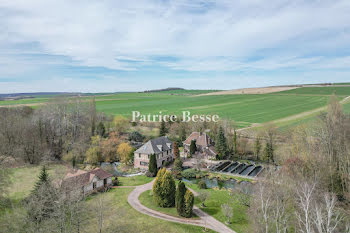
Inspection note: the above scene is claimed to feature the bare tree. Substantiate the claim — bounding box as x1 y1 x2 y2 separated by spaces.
221 203 233 225
198 191 210 207
313 193 344 233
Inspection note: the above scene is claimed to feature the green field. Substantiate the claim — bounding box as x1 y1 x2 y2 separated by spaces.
95 93 330 126
144 89 220 95
1 86 350 129
277 86 350 96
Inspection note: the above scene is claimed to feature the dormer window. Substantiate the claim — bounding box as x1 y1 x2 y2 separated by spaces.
157 145 163 151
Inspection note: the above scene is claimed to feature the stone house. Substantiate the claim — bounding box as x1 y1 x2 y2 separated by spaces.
61 168 113 196
134 136 174 170
183 132 217 159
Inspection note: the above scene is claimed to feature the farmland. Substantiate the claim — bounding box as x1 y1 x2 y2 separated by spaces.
1 86 349 128
94 93 330 127
276 86 350 96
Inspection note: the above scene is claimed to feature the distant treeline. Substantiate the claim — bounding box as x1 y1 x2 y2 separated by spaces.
143 87 185 93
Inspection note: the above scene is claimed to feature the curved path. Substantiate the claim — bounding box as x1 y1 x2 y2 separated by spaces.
127 180 236 233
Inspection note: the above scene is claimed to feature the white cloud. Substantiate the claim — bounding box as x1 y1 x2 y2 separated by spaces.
0 0 350 91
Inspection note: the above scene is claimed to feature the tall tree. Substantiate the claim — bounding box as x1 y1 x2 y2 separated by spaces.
33 166 49 194
90 97 97 136
264 142 274 163
233 129 238 155
216 126 228 159
254 136 262 161
96 122 106 137
149 153 157 176
180 124 187 142
176 181 187 216
190 140 196 156
159 121 167 137
117 142 133 164
173 142 180 159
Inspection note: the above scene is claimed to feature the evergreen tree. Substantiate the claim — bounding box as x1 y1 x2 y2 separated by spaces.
176 181 187 216
149 154 157 177
159 170 176 207
216 127 228 159
180 125 186 142
184 190 194 218
190 140 196 156
233 129 238 155
96 122 106 137
159 121 167 137
153 168 166 205
173 142 180 159
254 136 262 161
33 166 49 194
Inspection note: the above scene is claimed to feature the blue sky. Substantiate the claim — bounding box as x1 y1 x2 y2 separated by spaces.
1 0 350 93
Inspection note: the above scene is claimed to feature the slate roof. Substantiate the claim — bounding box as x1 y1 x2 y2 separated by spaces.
135 136 173 154
183 132 213 147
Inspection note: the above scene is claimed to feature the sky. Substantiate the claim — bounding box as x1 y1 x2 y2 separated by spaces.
0 0 350 93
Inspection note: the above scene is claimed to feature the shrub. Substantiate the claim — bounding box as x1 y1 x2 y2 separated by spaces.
198 180 207 189
172 170 182 180
145 171 154 177
181 168 198 179
184 190 194 218
174 158 183 171
112 176 119 186
128 131 144 142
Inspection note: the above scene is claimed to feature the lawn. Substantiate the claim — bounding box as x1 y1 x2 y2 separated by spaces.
82 188 215 233
7 164 68 202
185 182 250 233
117 175 154 186
139 190 199 219
203 172 255 182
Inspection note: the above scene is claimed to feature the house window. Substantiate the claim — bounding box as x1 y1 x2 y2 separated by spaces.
167 150 168 155
139 153 141 158
93 182 96 189
140 161 149 166
147 154 150 159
